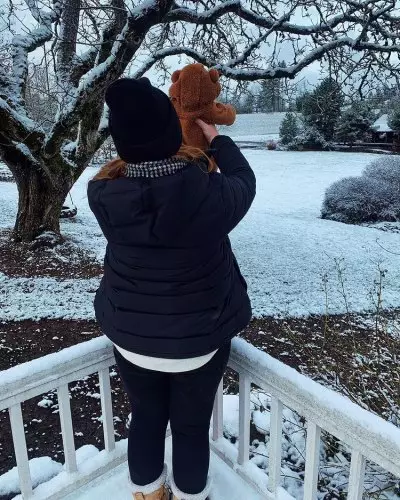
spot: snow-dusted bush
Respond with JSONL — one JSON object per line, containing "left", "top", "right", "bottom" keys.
{"left": 224, "top": 391, "right": 396, "bottom": 499}
{"left": 266, "top": 140, "right": 277, "bottom": 150}
{"left": 287, "top": 126, "right": 329, "bottom": 151}
{"left": 321, "top": 175, "right": 399, "bottom": 223}
{"left": 363, "top": 156, "right": 400, "bottom": 189}
{"left": 335, "top": 103, "right": 374, "bottom": 145}
{"left": 322, "top": 155, "right": 400, "bottom": 224}
{"left": 0, "top": 163, "right": 14, "bottom": 182}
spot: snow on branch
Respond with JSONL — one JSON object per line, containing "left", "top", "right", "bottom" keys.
{"left": 216, "top": 37, "right": 400, "bottom": 81}
{"left": 0, "top": 97, "right": 45, "bottom": 147}
{"left": 131, "top": 46, "right": 214, "bottom": 78}
{"left": 70, "top": 47, "right": 99, "bottom": 86}
{"left": 132, "top": 33, "right": 400, "bottom": 84}
{"left": 165, "top": 0, "right": 374, "bottom": 36}
{"left": 8, "top": 0, "right": 62, "bottom": 109}
{"left": 44, "top": 0, "right": 171, "bottom": 157}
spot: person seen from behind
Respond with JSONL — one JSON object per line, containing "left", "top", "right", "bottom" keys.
{"left": 88, "top": 76, "right": 256, "bottom": 500}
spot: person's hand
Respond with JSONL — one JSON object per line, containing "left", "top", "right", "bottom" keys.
{"left": 196, "top": 119, "right": 219, "bottom": 144}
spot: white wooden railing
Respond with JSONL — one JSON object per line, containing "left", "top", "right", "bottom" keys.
{"left": 1, "top": 336, "right": 400, "bottom": 499}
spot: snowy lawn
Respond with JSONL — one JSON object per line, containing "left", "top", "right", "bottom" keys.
{"left": 1, "top": 149, "right": 400, "bottom": 320}
{"left": 219, "top": 111, "right": 285, "bottom": 142}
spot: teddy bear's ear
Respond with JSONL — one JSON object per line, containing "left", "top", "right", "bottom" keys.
{"left": 171, "top": 70, "right": 181, "bottom": 83}
{"left": 209, "top": 68, "right": 220, "bottom": 83}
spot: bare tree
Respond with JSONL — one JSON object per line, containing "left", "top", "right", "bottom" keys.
{"left": 0, "top": 0, "right": 399, "bottom": 246}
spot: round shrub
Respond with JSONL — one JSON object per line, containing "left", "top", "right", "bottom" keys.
{"left": 321, "top": 176, "right": 399, "bottom": 223}
{"left": 363, "top": 156, "right": 400, "bottom": 189}
{"left": 287, "top": 126, "right": 329, "bottom": 151}
{"left": 266, "top": 140, "right": 277, "bottom": 150}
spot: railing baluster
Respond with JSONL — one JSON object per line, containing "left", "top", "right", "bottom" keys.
{"left": 57, "top": 384, "right": 78, "bottom": 473}
{"left": 212, "top": 381, "right": 224, "bottom": 441}
{"left": 238, "top": 373, "right": 251, "bottom": 465}
{"left": 304, "top": 421, "right": 321, "bottom": 500}
{"left": 9, "top": 404, "right": 33, "bottom": 498}
{"left": 99, "top": 368, "right": 116, "bottom": 452}
{"left": 348, "top": 451, "right": 366, "bottom": 500}
{"left": 268, "top": 396, "right": 283, "bottom": 494}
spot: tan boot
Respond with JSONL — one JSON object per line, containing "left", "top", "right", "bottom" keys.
{"left": 133, "top": 485, "right": 170, "bottom": 500}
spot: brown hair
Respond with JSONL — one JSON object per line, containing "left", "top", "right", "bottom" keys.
{"left": 92, "top": 145, "right": 216, "bottom": 181}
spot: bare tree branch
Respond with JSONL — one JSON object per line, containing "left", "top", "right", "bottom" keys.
{"left": 7, "top": 0, "right": 61, "bottom": 108}
{"left": 165, "top": 0, "right": 366, "bottom": 36}
{"left": 44, "top": 0, "right": 175, "bottom": 157}
{"left": 0, "top": 97, "right": 45, "bottom": 148}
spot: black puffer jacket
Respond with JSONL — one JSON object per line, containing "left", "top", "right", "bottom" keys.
{"left": 88, "top": 135, "right": 256, "bottom": 358}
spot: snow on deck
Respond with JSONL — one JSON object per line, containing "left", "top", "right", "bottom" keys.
{"left": 1, "top": 148, "right": 400, "bottom": 319}
{"left": 65, "top": 438, "right": 265, "bottom": 500}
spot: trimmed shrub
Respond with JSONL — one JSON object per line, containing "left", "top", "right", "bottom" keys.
{"left": 321, "top": 175, "right": 399, "bottom": 223}
{"left": 287, "top": 126, "right": 329, "bottom": 151}
{"left": 363, "top": 156, "right": 400, "bottom": 189}
{"left": 266, "top": 140, "right": 277, "bottom": 150}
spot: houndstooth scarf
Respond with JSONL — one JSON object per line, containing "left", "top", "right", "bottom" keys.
{"left": 124, "top": 158, "right": 188, "bottom": 178}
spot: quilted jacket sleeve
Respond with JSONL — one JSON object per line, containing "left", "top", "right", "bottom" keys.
{"left": 208, "top": 135, "right": 256, "bottom": 235}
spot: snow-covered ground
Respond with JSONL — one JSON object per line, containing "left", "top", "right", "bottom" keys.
{"left": 1, "top": 149, "right": 400, "bottom": 320}
{"left": 220, "top": 112, "right": 285, "bottom": 142}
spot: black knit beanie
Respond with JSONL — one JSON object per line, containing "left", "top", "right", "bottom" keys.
{"left": 105, "top": 77, "right": 182, "bottom": 163}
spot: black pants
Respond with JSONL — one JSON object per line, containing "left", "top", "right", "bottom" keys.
{"left": 114, "top": 342, "right": 231, "bottom": 495}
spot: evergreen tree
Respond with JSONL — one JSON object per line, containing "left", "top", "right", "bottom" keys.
{"left": 222, "top": 83, "right": 256, "bottom": 114}
{"left": 257, "top": 61, "right": 287, "bottom": 112}
{"left": 279, "top": 112, "right": 299, "bottom": 145}
{"left": 257, "top": 81, "right": 271, "bottom": 112}
{"left": 335, "top": 102, "right": 374, "bottom": 146}
{"left": 298, "top": 78, "right": 344, "bottom": 140}
{"left": 242, "top": 92, "right": 256, "bottom": 113}
{"left": 389, "top": 102, "right": 400, "bottom": 151}
{"left": 258, "top": 80, "right": 284, "bottom": 112}
{"left": 388, "top": 102, "right": 400, "bottom": 134}
{"left": 295, "top": 91, "right": 311, "bottom": 114}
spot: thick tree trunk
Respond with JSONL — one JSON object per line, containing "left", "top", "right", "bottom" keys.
{"left": 12, "top": 167, "right": 70, "bottom": 248}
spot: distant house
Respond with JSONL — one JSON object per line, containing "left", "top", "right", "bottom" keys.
{"left": 371, "top": 114, "right": 394, "bottom": 143}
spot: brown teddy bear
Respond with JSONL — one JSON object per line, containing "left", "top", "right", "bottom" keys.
{"left": 169, "top": 63, "right": 236, "bottom": 153}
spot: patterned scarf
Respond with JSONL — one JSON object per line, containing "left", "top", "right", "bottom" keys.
{"left": 124, "top": 158, "right": 188, "bottom": 178}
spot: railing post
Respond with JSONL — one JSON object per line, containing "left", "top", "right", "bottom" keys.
{"left": 304, "top": 422, "right": 321, "bottom": 500}
{"left": 99, "top": 368, "right": 116, "bottom": 452}
{"left": 348, "top": 451, "right": 366, "bottom": 500}
{"left": 268, "top": 396, "right": 283, "bottom": 495}
{"left": 238, "top": 373, "right": 251, "bottom": 465}
{"left": 212, "top": 381, "right": 224, "bottom": 441}
{"left": 9, "top": 404, "right": 33, "bottom": 498}
{"left": 58, "top": 384, "right": 78, "bottom": 473}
